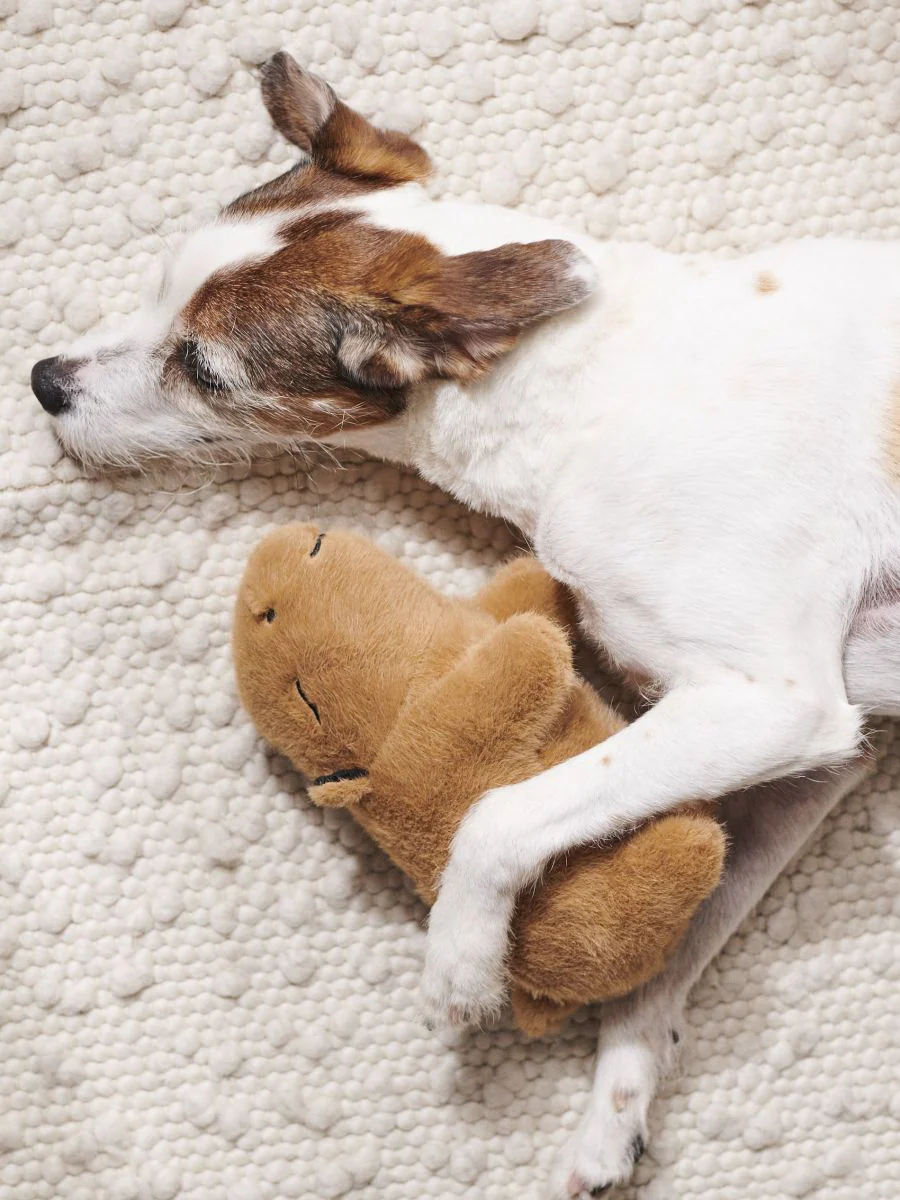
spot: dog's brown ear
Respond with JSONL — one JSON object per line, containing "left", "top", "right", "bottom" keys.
{"left": 338, "top": 239, "right": 598, "bottom": 388}
{"left": 260, "top": 52, "right": 432, "bottom": 185}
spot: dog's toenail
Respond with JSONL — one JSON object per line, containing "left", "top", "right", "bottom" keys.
{"left": 630, "top": 1133, "right": 646, "bottom": 1163}
{"left": 589, "top": 1186, "right": 610, "bottom": 1197}
{"left": 671, "top": 1028, "right": 681, "bottom": 1044}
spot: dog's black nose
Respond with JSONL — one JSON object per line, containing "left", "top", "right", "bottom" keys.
{"left": 31, "top": 356, "right": 74, "bottom": 416}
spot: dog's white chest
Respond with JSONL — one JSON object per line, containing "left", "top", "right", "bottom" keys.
{"left": 405, "top": 381, "right": 561, "bottom": 533}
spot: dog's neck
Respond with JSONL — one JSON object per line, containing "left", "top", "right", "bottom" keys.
{"left": 326, "top": 189, "right": 619, "bottom": 533}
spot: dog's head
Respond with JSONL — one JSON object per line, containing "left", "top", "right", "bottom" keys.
{"left": 32, "top": 53, "right": 596, "bottom": 471}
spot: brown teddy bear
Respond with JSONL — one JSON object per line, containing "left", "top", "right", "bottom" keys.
{"left": 233, "top": 524, "right": 726, "bottom": 1036}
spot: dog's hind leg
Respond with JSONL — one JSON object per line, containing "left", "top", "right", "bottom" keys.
{"left": 550, "top": 759, "right": 872, "bottom": 1200}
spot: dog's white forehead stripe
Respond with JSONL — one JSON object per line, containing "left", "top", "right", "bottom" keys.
{"left": 163, "top": 214, "right": 286, "bottom": 318}
{"left": 68, "top": 215, "right": 287, "bottom": 365}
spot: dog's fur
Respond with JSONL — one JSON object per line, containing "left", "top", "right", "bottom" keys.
{"left": 32, "top": 56, "right": 900, "bottom": 1197}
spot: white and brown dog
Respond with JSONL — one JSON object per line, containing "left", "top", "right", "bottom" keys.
{"left": 31, "top": 54, "right": 900, "bottom": 1197}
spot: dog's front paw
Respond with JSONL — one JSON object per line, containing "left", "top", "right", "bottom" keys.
{"left": 421, "top": 871, "right": 512, "bottom": 1029}
{"left": 549, "top": 1043, "right": 654, "bottom": 1198}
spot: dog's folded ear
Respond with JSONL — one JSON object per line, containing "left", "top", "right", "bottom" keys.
{"left": 260, "top": 52, "right": 432, "bottom": 186}
{"left": 338, "top": 239, "right": 598, "bottom": 388}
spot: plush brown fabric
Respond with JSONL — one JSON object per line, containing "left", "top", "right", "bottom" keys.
{"left": 233, "top": 525, "right": 726, "bottom": 1036}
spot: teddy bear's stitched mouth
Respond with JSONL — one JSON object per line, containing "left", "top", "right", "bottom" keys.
{"left": 312, "top": 767, "right": 369, "bottom": 787}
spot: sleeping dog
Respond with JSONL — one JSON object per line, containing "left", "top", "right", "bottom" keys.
{"left": 31, "top": 54, "right": 900, "bottom": 1197}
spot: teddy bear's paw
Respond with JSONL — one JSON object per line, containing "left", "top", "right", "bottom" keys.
{"left": 548, "top": 1044, "right": 654, "bottom": 1198}
{"left": 420, "top": 876, "right": 512, "bottom": 1029}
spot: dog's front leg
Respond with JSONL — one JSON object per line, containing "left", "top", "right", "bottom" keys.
{"left": 422, "top": 673, "right": 861, "bottom": 1027}
{"left": 552, "top": 759, "right": 872, "bottom": 1199}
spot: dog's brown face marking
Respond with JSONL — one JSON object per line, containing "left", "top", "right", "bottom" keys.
{"left": 168, "top": 52, "right": 435, "bottom": 440}
{"left": 167, "top": 54, "right": 595, "bottom": 443}
{"left": 755, "top": 271, "right": 780, "bottom": 295}
{"left": 177, "top": 211, "right": 414, "bottom": 441}
{"left": 178, "top": 205, "right": 594, "bottom": 439}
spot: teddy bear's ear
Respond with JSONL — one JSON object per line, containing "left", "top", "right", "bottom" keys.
{"left": 307, "top": 768, "right": 372, "bottom": 808}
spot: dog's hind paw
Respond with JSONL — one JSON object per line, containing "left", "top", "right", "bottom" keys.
{"left": 551, "top": 1125, "right": 647, "bottom": 1198}
{"left": 548, "top": 1042, "right": 654, "bottom": 1198}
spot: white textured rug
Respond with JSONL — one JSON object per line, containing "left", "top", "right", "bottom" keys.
{"left": 2, "top": 2, "right": 899, "bottom": 1199}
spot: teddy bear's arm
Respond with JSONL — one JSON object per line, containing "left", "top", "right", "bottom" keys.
{"left": 372, "top": 613, "right": 577, "bottom": 795}
{"left": 307, "top": 767, "right": 373, "bottom": 809}
{"left": 474, "top": 555, "right": 579, "bottom": 632}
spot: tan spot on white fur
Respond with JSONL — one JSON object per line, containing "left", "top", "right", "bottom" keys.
{"left": 883, "top": 378, "right": 900, "bottom": 483}
{"left": 601, "top": 754, "right": 612, "bottom": 766}
{"left": 755, "top": 271, "right": 780, "bottom": 295}
{"left": 613, "top": 1088, "right": 637, "bottom": 1113}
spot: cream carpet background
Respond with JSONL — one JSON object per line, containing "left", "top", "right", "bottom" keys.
{"left": 1, "top": 1, "right": 899, "bottom": 1198}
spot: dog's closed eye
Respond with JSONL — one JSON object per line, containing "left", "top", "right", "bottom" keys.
{"left": 295, "top": 680, "right": 320, "bottom": 723}
{"left": 178, "top": 339, "right": 226, "bottom": 394}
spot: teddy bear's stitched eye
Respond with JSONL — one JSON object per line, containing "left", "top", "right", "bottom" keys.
{"left": 295, "top": 680, "right": 320, "bottom": 723}
{"left": 264, "top": 608, "right": 276, "bottom": 623}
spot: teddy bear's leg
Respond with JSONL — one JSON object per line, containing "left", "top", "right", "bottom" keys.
{"left": 475, "top": 556, "right": 579, "bottom": 631}
{"left": 510, "top": 986, "right": 580, "bottom": 1039}
{"left": 508, "top": 815, "right": 727, "bottom": 1022}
